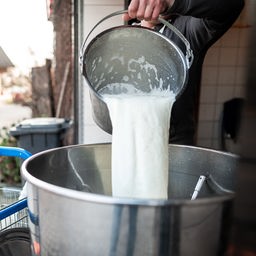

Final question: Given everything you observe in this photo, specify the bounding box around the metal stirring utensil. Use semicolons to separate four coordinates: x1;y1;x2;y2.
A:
191;174;234;200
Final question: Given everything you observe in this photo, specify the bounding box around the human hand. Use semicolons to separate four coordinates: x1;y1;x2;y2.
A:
123;0;173;23
141;20;159;28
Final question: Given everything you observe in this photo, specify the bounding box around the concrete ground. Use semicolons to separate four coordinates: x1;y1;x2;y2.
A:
0;95;32;130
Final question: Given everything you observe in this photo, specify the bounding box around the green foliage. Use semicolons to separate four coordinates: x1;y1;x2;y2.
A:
0;127;21;184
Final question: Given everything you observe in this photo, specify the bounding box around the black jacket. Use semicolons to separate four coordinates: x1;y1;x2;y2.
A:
160;0;244;144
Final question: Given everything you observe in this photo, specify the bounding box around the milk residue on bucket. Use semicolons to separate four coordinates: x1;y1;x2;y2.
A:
101;83;176;199
93;55;176;92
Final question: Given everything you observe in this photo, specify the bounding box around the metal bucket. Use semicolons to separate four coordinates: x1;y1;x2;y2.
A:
80;10;193;134
21;144;237;256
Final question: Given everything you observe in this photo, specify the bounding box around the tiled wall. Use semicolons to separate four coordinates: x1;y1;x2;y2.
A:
196;0;253;150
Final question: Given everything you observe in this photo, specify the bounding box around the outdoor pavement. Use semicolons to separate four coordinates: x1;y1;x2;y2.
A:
0;95;32;130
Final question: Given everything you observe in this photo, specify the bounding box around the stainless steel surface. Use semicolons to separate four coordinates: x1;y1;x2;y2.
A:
80;10;192;134
22;144;237;256
207;174;235;195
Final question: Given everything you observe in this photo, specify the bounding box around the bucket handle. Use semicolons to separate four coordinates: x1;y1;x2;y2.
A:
80;10;194;70
158;16;194;68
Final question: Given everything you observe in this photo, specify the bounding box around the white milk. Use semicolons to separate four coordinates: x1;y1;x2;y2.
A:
102;84;175;199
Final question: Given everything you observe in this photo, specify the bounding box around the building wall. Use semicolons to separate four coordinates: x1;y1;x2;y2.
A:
53;0;73;119
80;0;124;144
197;0;253;151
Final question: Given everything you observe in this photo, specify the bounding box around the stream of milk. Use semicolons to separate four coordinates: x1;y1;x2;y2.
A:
101;84;176;199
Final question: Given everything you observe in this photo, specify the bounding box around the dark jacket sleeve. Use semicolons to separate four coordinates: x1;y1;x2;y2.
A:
165;0;244;53
169;0;244;25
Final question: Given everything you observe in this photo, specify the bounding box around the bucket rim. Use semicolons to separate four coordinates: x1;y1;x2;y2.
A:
81;25;189;101
21;143;236;207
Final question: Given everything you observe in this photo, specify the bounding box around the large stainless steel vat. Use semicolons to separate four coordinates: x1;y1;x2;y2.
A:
22;144;237;256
